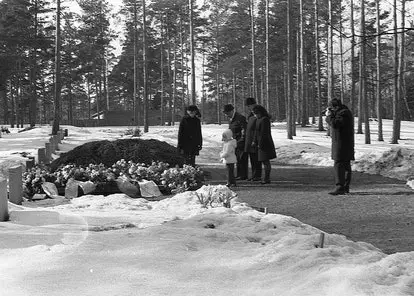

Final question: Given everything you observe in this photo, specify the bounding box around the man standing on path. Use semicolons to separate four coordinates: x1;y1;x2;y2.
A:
223;104;248;180
244;97;261;181
325;98;355;195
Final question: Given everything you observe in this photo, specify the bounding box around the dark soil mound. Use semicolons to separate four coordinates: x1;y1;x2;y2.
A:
50;138;184;171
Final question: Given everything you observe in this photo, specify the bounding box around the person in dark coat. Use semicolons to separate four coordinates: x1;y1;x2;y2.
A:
244;98;262;181
325;98;355;195
252;105;276;184
177;105;203;166
223;104;248;180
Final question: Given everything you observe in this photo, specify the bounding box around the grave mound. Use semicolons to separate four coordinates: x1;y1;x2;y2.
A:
50;138;184;171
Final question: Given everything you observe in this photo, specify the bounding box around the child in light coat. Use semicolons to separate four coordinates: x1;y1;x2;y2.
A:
220;129;237;187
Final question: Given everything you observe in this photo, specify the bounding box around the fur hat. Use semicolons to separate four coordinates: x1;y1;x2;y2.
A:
187;105;199;112
223;104;234;113
245;97;256;106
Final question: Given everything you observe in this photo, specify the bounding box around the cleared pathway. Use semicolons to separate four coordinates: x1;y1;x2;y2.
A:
202;163;414;254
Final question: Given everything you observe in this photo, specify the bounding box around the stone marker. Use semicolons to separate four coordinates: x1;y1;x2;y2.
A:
45;142;51;165
26;158;35;170
57;131;62;143
38;147;46;164
49;136;56;153
53;135;59;150
0;178;8;221
8;166;23;205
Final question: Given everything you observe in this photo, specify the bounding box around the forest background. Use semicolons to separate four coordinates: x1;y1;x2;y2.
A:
0;0;413;144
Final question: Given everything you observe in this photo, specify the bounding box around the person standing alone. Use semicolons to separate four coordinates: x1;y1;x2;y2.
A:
325;98;355;195
223;104;248;180
177;105;203;166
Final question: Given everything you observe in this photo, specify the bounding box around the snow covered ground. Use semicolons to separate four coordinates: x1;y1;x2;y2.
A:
0;119;414;296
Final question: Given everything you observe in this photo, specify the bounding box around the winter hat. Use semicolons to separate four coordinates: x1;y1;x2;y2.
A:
245;97;256;106
222;129;233;140
329;99;342;108
187;105;199;112
223;104;234;113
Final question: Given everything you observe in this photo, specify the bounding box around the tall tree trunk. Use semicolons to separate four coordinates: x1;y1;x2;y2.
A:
180;16;185;112
359;0;370;144
315;0;323;131
350;0;356;113
133;2;138;126
160;15;165;126
376;0;383;141
29;0;38;127
52;0;61;135
391;0;399;144
250;0;257;102
327;0;334;101
399;0;411;120
265;0;270;111
142;0;148;132
300;0;307;127
339;1;345;104
189;0;196;105
286;0;293;139
216;22;221;125
357;2;364;135
172;37;177;125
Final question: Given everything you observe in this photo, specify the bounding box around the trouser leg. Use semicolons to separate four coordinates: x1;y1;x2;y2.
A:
227;163;235;184
236;149;248;179
249;152;262;179
334;160;346;187
263;160;271;183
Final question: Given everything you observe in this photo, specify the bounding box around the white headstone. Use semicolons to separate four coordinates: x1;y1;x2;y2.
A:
8;166;23;205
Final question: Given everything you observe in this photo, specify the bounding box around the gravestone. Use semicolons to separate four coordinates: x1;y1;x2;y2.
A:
38;147;46;164
57;131;62;143
26;158;35;170
53;135;60;150
8;166;23;205
45;142;52;165
0;178;8;221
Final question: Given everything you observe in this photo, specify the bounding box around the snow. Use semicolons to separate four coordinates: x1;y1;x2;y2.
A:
1;119;414;296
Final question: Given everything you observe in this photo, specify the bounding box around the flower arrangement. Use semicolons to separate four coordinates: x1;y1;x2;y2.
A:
194;185;237;208
22;160;204;198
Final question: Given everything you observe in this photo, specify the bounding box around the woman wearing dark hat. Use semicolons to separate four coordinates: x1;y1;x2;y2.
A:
252;104;276;184
244;97;262;181
177;105;203;166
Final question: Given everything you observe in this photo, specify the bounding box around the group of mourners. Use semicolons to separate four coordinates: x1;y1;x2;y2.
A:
177;96;355;196
177;97;276;187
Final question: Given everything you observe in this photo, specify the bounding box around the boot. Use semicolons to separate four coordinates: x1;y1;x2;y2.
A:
329;185;346;195
344;185;350;193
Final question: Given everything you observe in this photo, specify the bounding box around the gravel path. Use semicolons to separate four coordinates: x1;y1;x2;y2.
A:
202;163;414;254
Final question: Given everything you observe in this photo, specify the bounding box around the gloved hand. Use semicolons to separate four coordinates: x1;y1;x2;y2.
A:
198;145;202;151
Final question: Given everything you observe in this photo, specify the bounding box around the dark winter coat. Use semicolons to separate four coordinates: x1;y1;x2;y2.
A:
177;115;202;155
255;116;276;161
244;112;257;153
325;105;355;161
228;112;247;151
